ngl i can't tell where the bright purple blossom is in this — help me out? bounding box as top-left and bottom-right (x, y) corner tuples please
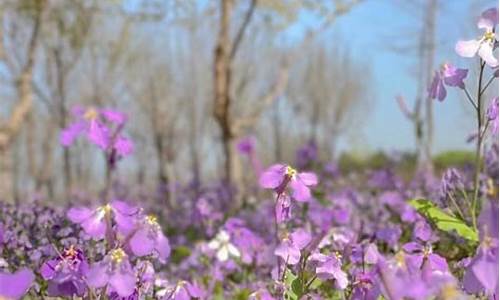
(429, 63), (468, 101)
(87, 248), (137, 297)
(0, 268), (35, 299)
(259, 164), (318, 202)
(456, 8), (499, 67)
(40, 245), (89, 297)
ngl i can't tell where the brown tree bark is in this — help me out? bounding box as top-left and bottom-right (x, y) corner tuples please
(0, 0), (45, 202)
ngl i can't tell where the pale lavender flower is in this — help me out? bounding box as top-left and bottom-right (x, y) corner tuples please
(274, 229), (311, 265)
(128, 215), (171, 263)
(456, 7), (499, 67)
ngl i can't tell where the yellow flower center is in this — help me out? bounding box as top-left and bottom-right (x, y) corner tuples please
(286, 165), (297, 178)
(110, 248), (126, 263)
(146, 215), (158, 225)
(395, 251), (406, 268)
(84, 107), (98, 121)
(64, 245), (77, 258)
(440, 283), (459, 300)
(484, 31), (495, 42)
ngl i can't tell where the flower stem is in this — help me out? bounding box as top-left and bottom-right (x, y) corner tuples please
(471, 60), (486, 230)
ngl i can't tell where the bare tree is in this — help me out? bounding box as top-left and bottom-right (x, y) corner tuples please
(0, 0), (45, 202)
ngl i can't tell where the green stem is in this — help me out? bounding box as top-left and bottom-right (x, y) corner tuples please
(471, 60), (486, 230)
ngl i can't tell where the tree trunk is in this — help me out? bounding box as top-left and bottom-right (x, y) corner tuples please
(0, 0), (44, 201)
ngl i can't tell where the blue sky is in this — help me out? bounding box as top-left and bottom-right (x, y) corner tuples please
(285, 0), (497, 154)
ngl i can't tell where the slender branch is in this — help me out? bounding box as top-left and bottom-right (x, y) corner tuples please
(229, 0), (257, 60)
(463, 87), (478, 110)
(480, 74), (496, 96)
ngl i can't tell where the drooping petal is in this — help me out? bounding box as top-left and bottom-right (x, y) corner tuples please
(478, 8), (498, 30)
(0, 268), (34, 299)
(40, 259), (59, 280)
(297, 172), (318, 186)
(290, 228), (311, 250)
(259, 164), (286, 188)
(60, 122), (85, 147)
(67, 207), (93, 223)
(227, 244), (241, 258)
(129, 228), (155, 257)
(478, 42), (499, 67)
(290, 178), (311, 202)
(80, 212), (106, 239)
(109, 264), (136, 297)
(455, 39), (481, 58)
(471, 248), (499, 293)
(155, 231), (171, 262)
(114, 136), (134, 157)
(216, 246), (229, 262)
(86, 262), (109, 288)
(100, 109), (127, 125)
(274, 242), (301, 265)
(87, 120), (109, 149)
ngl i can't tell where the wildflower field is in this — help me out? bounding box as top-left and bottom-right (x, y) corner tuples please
(0, 1), (498, 299)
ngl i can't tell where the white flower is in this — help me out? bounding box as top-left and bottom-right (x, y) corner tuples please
(455, 8), (499, 67)
(207, 230), (240, 262)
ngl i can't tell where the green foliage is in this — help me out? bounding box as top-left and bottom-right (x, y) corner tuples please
(409, 199), (478, 242)
(170, 246), (191, 264)
(433, 150), (475, 171)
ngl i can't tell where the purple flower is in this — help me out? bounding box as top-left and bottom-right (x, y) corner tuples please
(259, 164), (318, 202)
(0, 268), (35, 299)
(236, 136), (255, 155)
(429, 63), (468, 101)
(40, 245), (89, 297)
(275, 193), (292, 224)
(274, 228), (311, 265)
(60, 106), (134, 157)
(309, 252), (348, 289)
(128, 215), (171, 262)
(487, 97), (499, 134)
(87, 248), (137, 297)
(402, 242), (448, 275)
(67, 200), (139, 239)
(456, 8), (499, 67)
(160, 281), (204, 300)
(463, 201), (499, 297)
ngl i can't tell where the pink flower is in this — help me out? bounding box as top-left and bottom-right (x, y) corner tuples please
(456, 8), (499, 67)
(259, 164), (318, 202)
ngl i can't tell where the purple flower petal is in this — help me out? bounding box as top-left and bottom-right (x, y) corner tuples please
(0, 268), (35, 299)
(259, 164), (286, 189)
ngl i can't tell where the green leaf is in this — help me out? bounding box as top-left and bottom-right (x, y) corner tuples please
(284, 269), (299, 300)
(409, 199), (478, 242)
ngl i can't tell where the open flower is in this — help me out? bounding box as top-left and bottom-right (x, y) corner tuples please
(309, 252), (348, 289)
(87, 248), (137, 297)
(67, 200), (139, 239)
(0, 268), (34, 299)
(274, 229), (311, 265)
(259, 164), (318, 202)
(60, 106), (134, 157)
(463, 201), (499, 297)
(40, 245), (89, 297)
(429, 63), (468, 101)
(456, 8), (498, 67)
(208, 230), (241, 262)
(128, 214), (171, 263)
